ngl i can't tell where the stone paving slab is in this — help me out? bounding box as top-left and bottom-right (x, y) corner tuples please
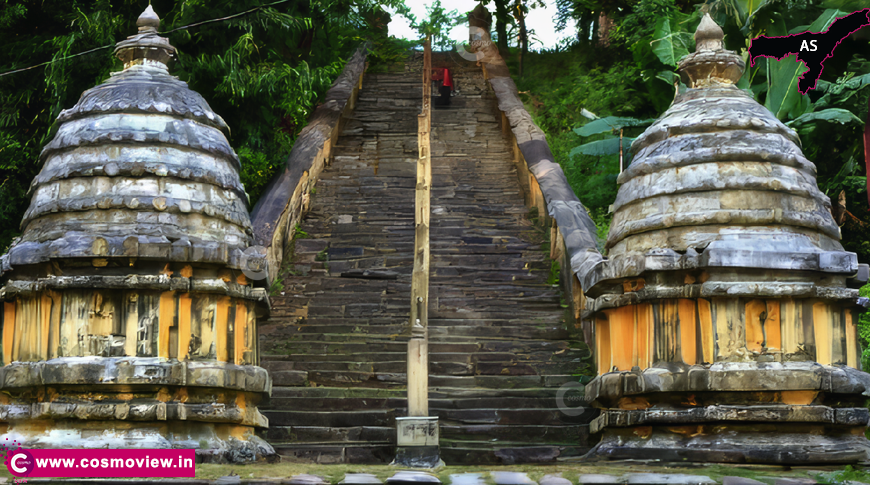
(722, 478), (766, 485)
(774, 480), (816, 485)
(578, 475), (623, 485)
(491, 472), (536, 485)
(540, 475), (573, 485)
(289, 475), (330, 485)
(340, 474), (383, 485)
(625, 474), (716, 485)
(386, 472), (441, 484)
(448, 474), (486, 485)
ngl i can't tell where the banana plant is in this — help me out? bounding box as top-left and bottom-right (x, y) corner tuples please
(571, 115), (655, 173)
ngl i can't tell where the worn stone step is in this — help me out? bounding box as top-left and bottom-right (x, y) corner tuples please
(262, 424), (588, 447)
(272, 340), (574, 354)
(264, 396), (562, 412)
(439, 445), (590, 465)
(262, 350), (589, 363)
(270, 443), (394, 464)
(264, 407), (592, 428)
(266, 410), (398, 427)
(263, 425), (394, 443)
(265, 324), (571, 340)
(263, 360), (471, 375)
(441, 424), (589, 442)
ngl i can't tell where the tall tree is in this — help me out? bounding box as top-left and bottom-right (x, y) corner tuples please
(485, 0), (512, 53)
(513, 0), (544, 77)
(516, 0), (527, 75)
(0, 0), (405, 252)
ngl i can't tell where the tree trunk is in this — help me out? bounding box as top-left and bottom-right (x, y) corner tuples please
(495, 0), (509, 53)
(518, 2), (527, 77)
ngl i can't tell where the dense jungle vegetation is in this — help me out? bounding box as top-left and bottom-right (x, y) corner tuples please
(510, 0), (870, 253)
(0, 0), (404, 251)
(2, 1), (870, 361)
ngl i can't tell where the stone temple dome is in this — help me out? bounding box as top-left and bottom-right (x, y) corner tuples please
(5, 5), (252, 269)
(582, 14), (870, 463)
(596, 14), (855, 288)
(0, 7), (273, 462)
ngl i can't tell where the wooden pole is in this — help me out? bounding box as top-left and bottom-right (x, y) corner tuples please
(408, 37), (432, 418)
(618, 128), (624, 174)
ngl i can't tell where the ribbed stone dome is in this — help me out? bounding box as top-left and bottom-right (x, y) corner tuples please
(3, 6), (252, 272)
(587, 14), (856, 290)
(608, 84), (844, 256)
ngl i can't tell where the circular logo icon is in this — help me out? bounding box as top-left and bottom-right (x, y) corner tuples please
(8, 449), (34, 477)
(455, 26), (495, 63)
(240, 245), (269, 281)
(555, 381), (589, 416)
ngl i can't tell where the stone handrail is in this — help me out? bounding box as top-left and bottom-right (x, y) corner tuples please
(250, 43), (370, 282)
(476, 43), (604, 333)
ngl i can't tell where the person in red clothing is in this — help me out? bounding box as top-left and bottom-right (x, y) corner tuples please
(432, 67), (453, 107)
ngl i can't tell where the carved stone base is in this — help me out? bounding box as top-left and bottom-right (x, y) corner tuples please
(1, 420), (277, 463)
(586, 363), (870, 464)
(591, 425), (870, 464)
(0, 358), (276, 463)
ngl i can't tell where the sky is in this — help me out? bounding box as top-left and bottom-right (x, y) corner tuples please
(386, 0), (577, 51)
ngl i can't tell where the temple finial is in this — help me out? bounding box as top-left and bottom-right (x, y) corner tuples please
(114, 5), (175, 68)
(137, 5), (160, 32)
(677, 13), (743, 87)
(695, 13), (724, 52)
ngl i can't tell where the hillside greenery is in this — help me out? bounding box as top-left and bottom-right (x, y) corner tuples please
(0, 0), (403, 252)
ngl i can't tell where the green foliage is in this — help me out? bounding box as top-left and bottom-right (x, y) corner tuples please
(764, 49), (812, 119)
(569, 136), (636, 157)
(0, 0), (404, 252)
(294, 223), (309, 239)
(651, 15), (695, 67)
(269, 276), (285, 296)
(787, 108), (864, 128)
(570, 115), (652, 170)
(520, 0), (870, 267)
(367, 35), (417, 72)
(859, 284), (870, 371)
(405, 0), (465, 50)
(527, 206), (539, 224)
(547, 260), (560, 286)
(573, 116), (656, 137)
(588, 207), (612, 253)
(815, 465), (870, 485)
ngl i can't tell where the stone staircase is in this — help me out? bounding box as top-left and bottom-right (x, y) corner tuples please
(257, 53), (595, 464)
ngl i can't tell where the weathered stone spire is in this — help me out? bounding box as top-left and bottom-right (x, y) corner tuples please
(677, 13), (744, 87)
(694, 13), (724, 51)
(114, 5), (176, 68)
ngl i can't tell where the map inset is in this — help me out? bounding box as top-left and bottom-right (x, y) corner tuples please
(748, 8), (870, 94)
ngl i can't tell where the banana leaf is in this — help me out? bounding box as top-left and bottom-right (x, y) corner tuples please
(570, 136), (636, 157)
(574, 117), (655, 137)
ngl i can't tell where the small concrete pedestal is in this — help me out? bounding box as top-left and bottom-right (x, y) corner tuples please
(393, 416), (441, 468)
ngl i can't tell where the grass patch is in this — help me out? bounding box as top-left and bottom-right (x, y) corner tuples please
(189, 462), (837, 483)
